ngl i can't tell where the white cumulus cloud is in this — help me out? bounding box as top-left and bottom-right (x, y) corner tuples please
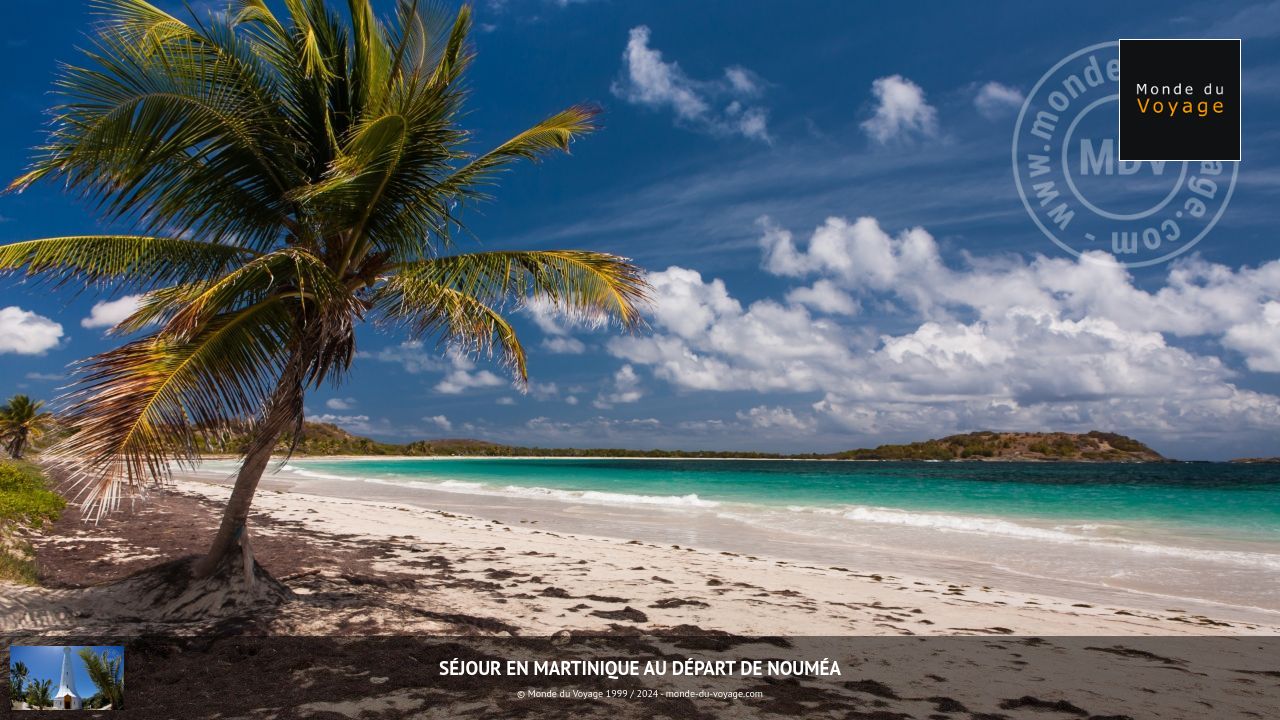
(81, 294), (143, 329)
(785, 279), (859, 315)
(861, 75), (938, 143)
(366, 342), (508, 394)
(594, 364), (645, 408)
(543, 337), (586, 354)
(307, 413), (372, 432)
(435, 350), (506, 394)
(0, 306), (64, 355)
(425, 414), (453, 432)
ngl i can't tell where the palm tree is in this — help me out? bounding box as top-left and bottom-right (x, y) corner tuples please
(0, 395), (55, 459)
(8, 660), (28, 705)
(78, 649), (124, 710)
(25, 678), (53, 710)
(0, 0), (648, 583)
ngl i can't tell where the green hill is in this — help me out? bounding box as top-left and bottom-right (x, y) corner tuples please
(197, 424), (1163, 462)
(833, 431), (1163, 462)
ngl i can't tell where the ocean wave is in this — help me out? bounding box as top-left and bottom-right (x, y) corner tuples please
(275, 463), (718, 508)
(496, 484), (719, 508)
(783, 504), (1280, 570)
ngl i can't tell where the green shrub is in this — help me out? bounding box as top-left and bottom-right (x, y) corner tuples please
(0, 547), (37, 584)
(0, 461), (64, 584)
(0, 461), (65, 528)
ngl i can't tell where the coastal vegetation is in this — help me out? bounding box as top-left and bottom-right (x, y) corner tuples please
(8, 661), (27, 705)
(25, 678), (53, 710)
(201, 422), (1166, 462)
(0, 0), (647, 594)
(78, 648), (125, 710)
(0, 460), (64, 583)
(833, 431), (1164, 462)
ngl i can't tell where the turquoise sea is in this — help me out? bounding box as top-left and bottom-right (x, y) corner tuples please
(286, 458), (1280, 543)
(225, 457), (1280, 613)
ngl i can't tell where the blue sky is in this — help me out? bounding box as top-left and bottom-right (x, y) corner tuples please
(9, 645), (123, 700)
(2, 1), (1280, 459)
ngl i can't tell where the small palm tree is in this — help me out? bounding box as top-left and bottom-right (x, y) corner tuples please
(78, 649), (124, 710)
(0, 395), (54, 459)
(25, 678), (53, 710)
(8, 660), (28, 705)
(0, 0), (648, 583)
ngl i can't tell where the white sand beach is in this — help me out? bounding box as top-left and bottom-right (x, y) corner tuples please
(4, 465), (1277, 637)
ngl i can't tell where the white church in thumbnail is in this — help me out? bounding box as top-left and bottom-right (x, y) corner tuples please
(53, 645), (83, 710)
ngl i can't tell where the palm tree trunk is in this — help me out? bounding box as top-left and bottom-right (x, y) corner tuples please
(191, 348), (307, 579)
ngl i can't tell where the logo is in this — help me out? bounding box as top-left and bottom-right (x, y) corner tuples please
(1013, 42), (1238, 268)
(1119, 39), (1241, 161)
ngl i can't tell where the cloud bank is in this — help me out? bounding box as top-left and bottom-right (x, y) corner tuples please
(606, 216), (1280, 450)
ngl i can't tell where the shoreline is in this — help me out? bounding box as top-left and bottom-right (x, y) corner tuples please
(199, 453), (1189, 463)
(6, 465), (1274, 637)
(169, 468), (1280, 634)
(183, 471), (1280, 632)
(228, 458), (1280, 617)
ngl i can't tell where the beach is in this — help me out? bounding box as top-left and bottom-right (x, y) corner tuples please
(241, 456), (1280, 627)
(4, 459), (1276, 637)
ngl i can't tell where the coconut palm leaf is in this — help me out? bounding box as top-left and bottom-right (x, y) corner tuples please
(439, 105), (600, 198)
(10, 2), (301, 248)
(374, 250), (646, 383)
(57, 301), (300, 516)
(0, 236), (254, 292)
(384, 250), (647, 325)
(151, 247), (355, 340)
(77, 648), (124, 710)
(26, 678), (53, 710)
(7, 660), (27, 702)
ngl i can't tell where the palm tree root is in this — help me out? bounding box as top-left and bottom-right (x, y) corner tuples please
(110, 547), (292, 624)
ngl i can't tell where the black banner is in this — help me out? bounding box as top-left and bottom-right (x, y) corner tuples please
(5, 634), (1278, 719)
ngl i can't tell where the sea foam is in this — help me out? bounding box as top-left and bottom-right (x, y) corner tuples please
(276, 463), (718, 508)
(783, 504), (1280, 570)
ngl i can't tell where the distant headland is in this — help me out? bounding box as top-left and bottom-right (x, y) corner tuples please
(198, 425), (1168, 462)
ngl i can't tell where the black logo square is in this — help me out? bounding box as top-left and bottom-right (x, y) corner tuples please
(1119, 39), (1240, 161)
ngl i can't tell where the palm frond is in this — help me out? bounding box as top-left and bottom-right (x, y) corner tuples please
(76, 649), (124, 710)
(11, 1), (301, 248)
(378, 281), (527, 381)
(425, 3), (473, 89)
(374, 250), (648, 382)
(389, 250), (648, 324)
(153, 247), (354, 340)
(0, 235), (256, 292)
(51, 299), (299, 517)
(439, 104), (600, 198)
(346, 0), (393, 114)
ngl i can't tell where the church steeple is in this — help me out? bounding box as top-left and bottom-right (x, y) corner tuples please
(53, 646), (82, 710)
